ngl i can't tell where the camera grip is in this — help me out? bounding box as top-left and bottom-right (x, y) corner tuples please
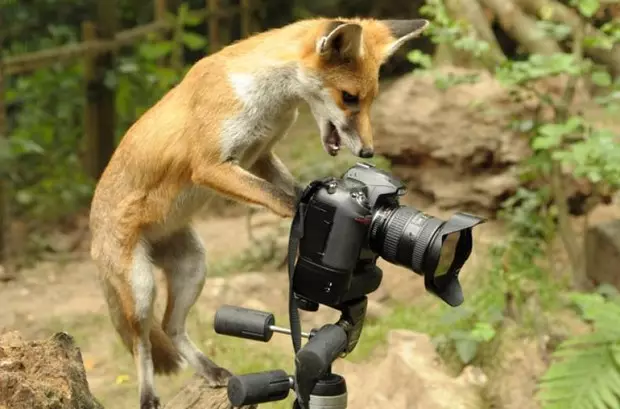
(296, 324), (348, 378)
(214, 305), (275, 342)
(227, 370), (292, 406)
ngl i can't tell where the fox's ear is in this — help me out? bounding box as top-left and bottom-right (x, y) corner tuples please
(380, 19), (430, 61)
(316, 21), (363, 62)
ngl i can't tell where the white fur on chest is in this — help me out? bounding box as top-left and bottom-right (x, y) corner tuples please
(220, 65), (301, 163)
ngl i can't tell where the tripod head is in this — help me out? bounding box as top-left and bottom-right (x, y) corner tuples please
(213, 296), (368, 409)
(212, 164), (485, 408)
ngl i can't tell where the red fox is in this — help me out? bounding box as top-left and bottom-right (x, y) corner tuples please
(89, 17), (429, 408)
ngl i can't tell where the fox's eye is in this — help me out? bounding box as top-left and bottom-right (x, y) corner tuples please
(341, 91), (359, 105)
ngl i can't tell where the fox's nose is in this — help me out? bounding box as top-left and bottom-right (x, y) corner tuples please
(359, 147), (374, 158)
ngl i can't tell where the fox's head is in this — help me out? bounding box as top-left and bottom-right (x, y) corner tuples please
(298, 18), (429, 158)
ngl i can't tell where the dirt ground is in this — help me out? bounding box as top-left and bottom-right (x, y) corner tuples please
(3, 200), (619, 408)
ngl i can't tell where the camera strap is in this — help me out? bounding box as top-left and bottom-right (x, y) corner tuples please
(287, 200), (306, 354)
(286, 178), (334, 408)
(287, 179), (331, 352)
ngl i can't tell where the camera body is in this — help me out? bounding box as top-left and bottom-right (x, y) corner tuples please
(293, 162), (484, 309)
(293, 163), (402, 307)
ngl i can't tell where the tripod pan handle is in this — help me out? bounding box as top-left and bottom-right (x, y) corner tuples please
(227, 370), (292, 406)
(296, 324), (348, 379)
(214, 304), (275, 342)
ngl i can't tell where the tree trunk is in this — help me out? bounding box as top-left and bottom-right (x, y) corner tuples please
(515, 0), (620, 76)
(479, 0), (562, 55)
(0, 330), (259, 409)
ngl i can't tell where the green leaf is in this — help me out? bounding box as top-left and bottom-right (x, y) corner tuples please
(584, 34), (615, 50)
(592, 70), (613, 87)
(577, 0), (600, 17)
(455, 338), (479, 364)
(183, 10), (205, 26)
(138, 41), (174, 60)
(407, 49), (433, 69)
(470, 322), (496, 342)
(538, 328), (620, 409)
(533, 133), (562, 150)
(182, 32), (207, 50)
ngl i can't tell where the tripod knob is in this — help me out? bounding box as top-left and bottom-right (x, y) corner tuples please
(227, 370), (292, 406)
(214, 305), (275, 342)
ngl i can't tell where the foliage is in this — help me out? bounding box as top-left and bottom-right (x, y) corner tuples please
(4, 3), (207, 226)
(537, 289), (620, 409)
(112, 3), (208, 137)
(405, 0), (620, 385)
(432, 186), (561, 366)
(6, 63), (93, 221)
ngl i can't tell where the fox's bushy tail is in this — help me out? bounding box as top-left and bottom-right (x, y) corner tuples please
(101, 278), (183, 375)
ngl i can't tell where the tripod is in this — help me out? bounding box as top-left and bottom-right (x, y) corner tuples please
(213, 296), (368, 409)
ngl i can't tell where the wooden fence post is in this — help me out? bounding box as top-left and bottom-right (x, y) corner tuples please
(240, 0), (251, 38)
(154, 0), (168, 20)
(0, 60), (13, 281)
(207, 0), (220, 53)
(82, 21), (98, 178)
(83, 0), (118, 181)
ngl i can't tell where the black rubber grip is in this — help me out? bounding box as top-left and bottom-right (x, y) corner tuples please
(296, 324), (348, 378)
(214, 305), (275, 342)
(227, 370), (291, 406)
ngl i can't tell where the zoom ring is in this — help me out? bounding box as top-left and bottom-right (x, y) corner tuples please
(411, 218), (443, 273)
(383, 207), (416, 263)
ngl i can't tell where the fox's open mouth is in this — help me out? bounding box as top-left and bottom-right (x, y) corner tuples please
(323, 121), (341, 156)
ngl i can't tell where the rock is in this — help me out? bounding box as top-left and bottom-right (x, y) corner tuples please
(335, 330), (485, 409)
(371, 66), (610, 218)
(585, 218), (620, 290)
(0, 331), (104, 409)
(482, 322), (548, 409)
(0, 330), (253, 409)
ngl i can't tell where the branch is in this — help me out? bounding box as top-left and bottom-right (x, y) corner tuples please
(516, 0), (620, 76)
(3, 20), (172, 75)
(478, 0), (563, 55)
(3, 2), (263, 76)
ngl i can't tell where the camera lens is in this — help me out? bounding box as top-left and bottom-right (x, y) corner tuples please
(435, 231), (461, 278)
(369, 205), (461, 278)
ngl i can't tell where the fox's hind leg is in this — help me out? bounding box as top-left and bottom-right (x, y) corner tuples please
(151, 227), (232, 386)
(93, 234), (182, 409)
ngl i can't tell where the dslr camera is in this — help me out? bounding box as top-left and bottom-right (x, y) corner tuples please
(214, 163), (485, 409)
(292, 162), (484, 310)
